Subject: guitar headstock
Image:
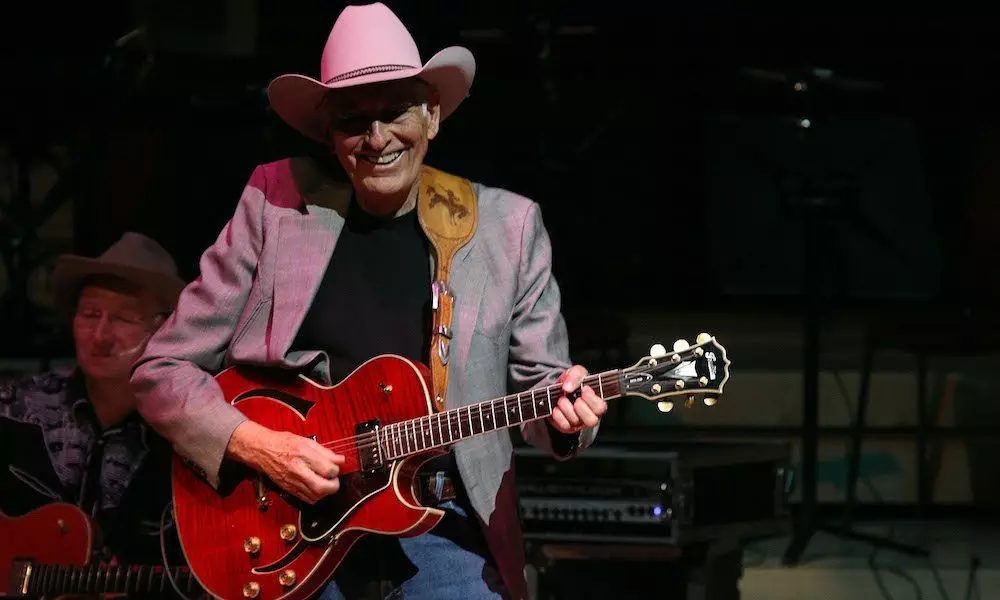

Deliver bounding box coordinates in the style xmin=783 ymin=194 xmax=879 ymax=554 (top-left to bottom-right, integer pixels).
xmin=622 ymin=333 xmax=731 ymax=412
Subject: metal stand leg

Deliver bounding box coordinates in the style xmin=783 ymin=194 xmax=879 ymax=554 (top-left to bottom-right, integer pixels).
xmin=916 ymin=353 xmax=929 ymax=515
xmin=845 ymin=329 xmax=875 ymax=522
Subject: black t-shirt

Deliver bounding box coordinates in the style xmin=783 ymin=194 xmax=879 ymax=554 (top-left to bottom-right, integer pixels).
xmin=291 ymin=200 xmax=432 ymax=382
xmin=291 ymin=201 xmax=461 ymax=475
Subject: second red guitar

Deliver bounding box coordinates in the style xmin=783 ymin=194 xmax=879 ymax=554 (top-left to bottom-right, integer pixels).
xmin=0 ymin=503 xmax=198 ymax=598
xmin=172 ymin=335 xmax=731 ymax=600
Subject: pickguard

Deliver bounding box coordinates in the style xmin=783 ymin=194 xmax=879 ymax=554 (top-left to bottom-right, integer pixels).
xmin=299 ymin=467 xmax=393 ymax=542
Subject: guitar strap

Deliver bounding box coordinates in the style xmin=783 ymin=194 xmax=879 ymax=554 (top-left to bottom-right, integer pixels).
xmin=417 ymin=165 xmax=478 ymax=413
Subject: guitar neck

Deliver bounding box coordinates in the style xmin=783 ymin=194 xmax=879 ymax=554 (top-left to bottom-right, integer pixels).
xmin=378 ymin=369 xmax=624 ymax=460
xmin=20 ymin=561 xmax=197 ymax=597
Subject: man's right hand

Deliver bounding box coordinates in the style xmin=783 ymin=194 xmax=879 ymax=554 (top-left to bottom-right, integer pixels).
xmin=226 ymin=420 xmax=345 ymax=504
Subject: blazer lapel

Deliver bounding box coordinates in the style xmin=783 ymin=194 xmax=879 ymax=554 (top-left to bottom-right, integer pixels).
xmin=269 ymin=206 xmax=345 ymax=361
xmin=445 ymin=239 xmax=485 ymax=409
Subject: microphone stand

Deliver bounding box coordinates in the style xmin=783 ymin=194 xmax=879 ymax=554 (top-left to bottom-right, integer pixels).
xmin=774 ymin=68 xmax=930 ymax=566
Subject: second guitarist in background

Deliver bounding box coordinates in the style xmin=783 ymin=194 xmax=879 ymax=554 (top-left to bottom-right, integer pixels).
xmin=0 ymin=233 xmax=186 ymax=571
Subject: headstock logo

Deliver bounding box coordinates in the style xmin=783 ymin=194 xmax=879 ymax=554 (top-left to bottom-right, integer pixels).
xmin=706 ymin=351 xmax=718 ymax=380
xmin=627 ymin=373 xmax=652 ymax=386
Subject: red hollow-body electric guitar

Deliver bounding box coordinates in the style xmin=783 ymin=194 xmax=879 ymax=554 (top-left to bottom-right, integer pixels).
xmin=172 ymin=335 xmax=731 ymax=600
xmin=0 ymin=503 xmax=198 ymax=598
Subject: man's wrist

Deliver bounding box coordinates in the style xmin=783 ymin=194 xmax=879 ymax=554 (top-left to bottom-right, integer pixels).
xmin=226 ymin=420 xmax=264 ymax=467
xmin=544 ymin=419 xmax=580 ymax=457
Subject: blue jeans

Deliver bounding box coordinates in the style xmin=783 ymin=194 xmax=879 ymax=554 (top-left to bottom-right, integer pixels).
xmin=317 ymin=499 xmax=508 ymax=600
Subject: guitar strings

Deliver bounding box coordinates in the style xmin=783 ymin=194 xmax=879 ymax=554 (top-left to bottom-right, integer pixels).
xmin=313 ymin=372 xmax=619 ymax=456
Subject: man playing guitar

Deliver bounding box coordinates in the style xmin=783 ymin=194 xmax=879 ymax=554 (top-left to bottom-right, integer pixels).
xmin=130 ymin=3 xmax=606 ymax=599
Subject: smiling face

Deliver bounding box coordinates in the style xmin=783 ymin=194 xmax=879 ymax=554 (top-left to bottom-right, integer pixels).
xmin=327 ymin=78 xmax=441 ymax=216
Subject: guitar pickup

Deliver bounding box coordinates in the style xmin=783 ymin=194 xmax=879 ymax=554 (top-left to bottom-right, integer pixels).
xmin=355 ymin=419 xmax=384 ymax=474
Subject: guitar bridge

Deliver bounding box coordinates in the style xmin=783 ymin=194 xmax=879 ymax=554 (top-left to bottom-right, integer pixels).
xmin=254 ymin=475 xmax=271 ymax=511
xmin=355 ymin=419 xmax=385 ymax=476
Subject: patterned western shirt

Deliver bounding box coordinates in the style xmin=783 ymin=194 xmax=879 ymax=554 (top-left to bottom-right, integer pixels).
xmin=0 ymin=367 xmax=177 ymax=565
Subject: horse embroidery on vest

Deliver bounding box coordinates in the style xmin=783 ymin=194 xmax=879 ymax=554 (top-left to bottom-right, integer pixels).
xmin=428 ymin=185 xmax=470 ymax=226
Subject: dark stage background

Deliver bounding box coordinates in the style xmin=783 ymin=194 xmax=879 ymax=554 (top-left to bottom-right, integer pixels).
xmin=4 ymin=4 xmax=997 ymax=317
xmin=2 ymin=4 xmax=1000 ymax=597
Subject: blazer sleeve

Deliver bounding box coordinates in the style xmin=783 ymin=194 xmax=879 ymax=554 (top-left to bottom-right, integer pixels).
xmin=130 ymin=168 xmax=266 ymax=488
xmin=508 ymin=201 xmax=600 ymax=460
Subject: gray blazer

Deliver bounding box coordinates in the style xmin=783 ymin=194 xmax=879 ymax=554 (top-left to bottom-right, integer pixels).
xmin=130 ymin=156 xmax=598 ymax=525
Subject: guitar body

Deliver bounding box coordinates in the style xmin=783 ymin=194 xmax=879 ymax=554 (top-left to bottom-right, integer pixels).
xmin=0 ymin=503 xmax=93 ymax=591
xmin=172 ymin=354 xmax=448 ymax=600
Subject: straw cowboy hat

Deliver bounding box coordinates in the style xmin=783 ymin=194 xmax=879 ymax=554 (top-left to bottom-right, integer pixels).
xmin=52 ymin=232 xmax=187 ymax=316
xmin=267 ymin=2 xmax=476 ymax=144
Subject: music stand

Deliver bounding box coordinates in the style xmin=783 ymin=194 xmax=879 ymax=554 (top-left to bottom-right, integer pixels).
xmin=701 ymin=67 xmax=943 ymax=564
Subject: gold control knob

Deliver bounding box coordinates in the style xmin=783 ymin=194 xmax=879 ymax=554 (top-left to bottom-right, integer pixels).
xmin=279 ymin=524 xmax=297 ymax=541
xmin=650 ymin=383 xmax=661 ymax=394
xmin=279 ymin=569 xmax=297 ymax=587
xmin=243 ymin=537 xmax=261 ymax=554
xmin=674 ymin=380 xmax=685 ymax=390
xmin=242 ymin=582 xmax=260 ymax=598
xmin=699 ymin=376 xmax=709 ymax=387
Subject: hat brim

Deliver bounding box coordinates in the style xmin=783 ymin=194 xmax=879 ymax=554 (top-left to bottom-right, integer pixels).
xmin=267 ymin=46 xmax=476 ymax=145
xmin=53 ymin=255 xmax=187 ymax=317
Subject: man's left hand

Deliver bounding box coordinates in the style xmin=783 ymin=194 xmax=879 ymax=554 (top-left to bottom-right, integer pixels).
xmin=549 ymin=365 xmax=607 ymax=434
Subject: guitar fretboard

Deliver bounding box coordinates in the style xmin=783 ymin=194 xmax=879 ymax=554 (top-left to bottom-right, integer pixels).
xmin=25 ymin=562 xmax=196 ymax=597
xmin=377 ymin=370 xmax=624 ymax=460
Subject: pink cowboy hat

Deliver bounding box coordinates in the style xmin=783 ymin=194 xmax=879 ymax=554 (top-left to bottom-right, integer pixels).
xmin=267 ymin=2 xmax=476 ymax=145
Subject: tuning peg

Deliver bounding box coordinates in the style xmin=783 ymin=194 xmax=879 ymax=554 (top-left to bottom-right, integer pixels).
xmin=703 ymin=397 xmax=718 ymax=407
xmin=649 ymin=343 xmax=667 ymax=358
xmin=673 ymin=339 xmax=690 ymax=352
xmin=657 ymin=401 xmax=674 ymax=413
xmin=696 ymin=333 xmax=712 ymax=345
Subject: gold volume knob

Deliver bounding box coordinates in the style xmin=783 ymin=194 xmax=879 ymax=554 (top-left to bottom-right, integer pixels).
xmin=279 ymin=569 xmax=297 ymax=587
xmin=243 ymin=536 xmax=261 ymax=554
xmin=242 ymin=582 xmax=260 ymax=598
xmin=279 ymin=524 xmax=297 ymax=541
